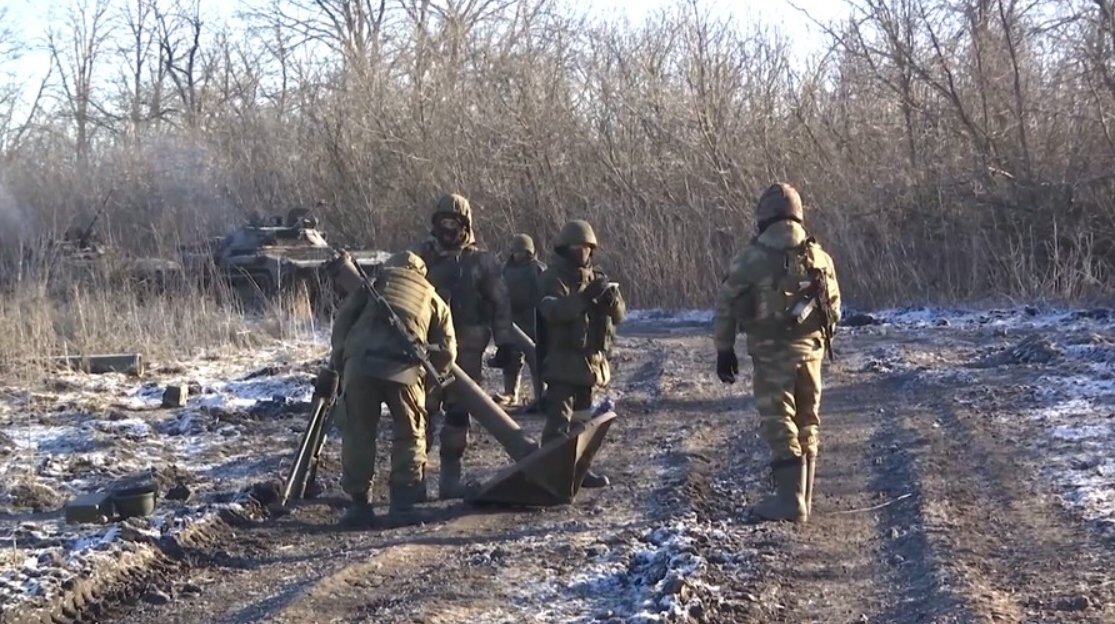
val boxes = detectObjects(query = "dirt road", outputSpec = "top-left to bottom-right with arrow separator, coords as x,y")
91,315 -> 1115,623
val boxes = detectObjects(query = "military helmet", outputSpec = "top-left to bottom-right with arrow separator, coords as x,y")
432,193 -> 473,229
510,233 -> 535,255
756,183 -> 804,224
383,250 -> 428,277
554,220 -> 598,249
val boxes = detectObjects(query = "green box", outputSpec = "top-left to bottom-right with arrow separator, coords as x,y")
64,492 -> 115,524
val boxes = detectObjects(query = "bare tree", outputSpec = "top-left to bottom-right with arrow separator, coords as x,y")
48,0 -> 113,166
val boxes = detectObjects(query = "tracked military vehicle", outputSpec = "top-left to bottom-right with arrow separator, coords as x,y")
181,209 -> 389,305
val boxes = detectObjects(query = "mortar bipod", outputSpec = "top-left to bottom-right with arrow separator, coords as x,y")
445,362 -> 616,507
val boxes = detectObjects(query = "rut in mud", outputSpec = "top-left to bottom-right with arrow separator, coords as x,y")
70,315 -> 1115,622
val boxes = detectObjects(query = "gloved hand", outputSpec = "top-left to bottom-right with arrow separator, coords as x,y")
598,282 -> 620,308
716,350 -> 738,384
486,345 -> 514,369
315,367 -> 341,399
581,276 -> 611,304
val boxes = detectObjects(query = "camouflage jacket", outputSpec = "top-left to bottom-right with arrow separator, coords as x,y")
538,255 -> 626,387
713,220 -> 841,361
413,239 -> 513,351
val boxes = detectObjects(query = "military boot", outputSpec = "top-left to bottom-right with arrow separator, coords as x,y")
389,482 -> 426,516
439,457 -> 464,499
752,457 -> 807,523
438,425 -> 469,499
339,493 -> 376,529
581,471 -> 611,488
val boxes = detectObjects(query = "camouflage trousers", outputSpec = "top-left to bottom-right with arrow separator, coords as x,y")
542,381 -> 594,444
339,373 -> 427,495
750,356 -> 823,461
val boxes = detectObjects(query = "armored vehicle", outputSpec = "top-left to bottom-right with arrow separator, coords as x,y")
182,209 -> 388,305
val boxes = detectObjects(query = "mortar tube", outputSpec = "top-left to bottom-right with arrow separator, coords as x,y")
447,362 -> 539,461
507,322 -> 544,405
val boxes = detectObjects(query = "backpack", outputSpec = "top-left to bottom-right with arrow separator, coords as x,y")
739,238 -> 829,338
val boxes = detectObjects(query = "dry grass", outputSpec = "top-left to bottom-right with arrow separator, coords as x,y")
0,0 -> 1113,309
0,267 -> 319,386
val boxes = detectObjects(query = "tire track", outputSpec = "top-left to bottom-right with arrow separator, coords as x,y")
905,382 -> 1115,623
675,347 -> 971,622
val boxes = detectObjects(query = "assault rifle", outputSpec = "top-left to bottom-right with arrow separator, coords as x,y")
788,268 -> 837,362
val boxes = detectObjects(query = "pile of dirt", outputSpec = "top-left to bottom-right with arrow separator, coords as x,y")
973,335 -> 1062,368
2,480 -> 64,513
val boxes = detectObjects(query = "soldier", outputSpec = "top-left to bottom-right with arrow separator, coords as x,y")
537,220 -> 625,488
330,251 -> 457,527
489,233 -> 546,407
713,183 -> 841,523
414,193 -> 513,499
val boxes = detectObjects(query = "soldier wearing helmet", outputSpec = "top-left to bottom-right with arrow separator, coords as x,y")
330,250 -> 457,527
713,183 -> 842,523
488,233 -> 547,407
537,219 -> 625,488
413,193 -> 514,499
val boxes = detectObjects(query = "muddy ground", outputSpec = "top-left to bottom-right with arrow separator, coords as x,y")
6,310 -> 1115,623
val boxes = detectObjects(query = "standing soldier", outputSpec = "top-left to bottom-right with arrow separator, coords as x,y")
330,251 -> 457,528
489,233 -> 546,408
414,193 -> 513,499
537,220 -> 625,488
713,183 -> 841,523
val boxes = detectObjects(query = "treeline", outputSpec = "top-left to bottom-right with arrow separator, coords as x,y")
0,0 -> 1113,308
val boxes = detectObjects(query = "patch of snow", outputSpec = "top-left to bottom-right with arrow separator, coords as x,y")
870,305 -> 1115,332
566,518 -> 715,623
625,309 -> 714,326
1026,369 -> 1115,529
0,332 -> 328,609
502,517 -> 721,623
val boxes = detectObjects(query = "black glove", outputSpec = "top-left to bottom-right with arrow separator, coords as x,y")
716,350 -> 738,384
581,276 -> 610,303
486,345 -> 514,369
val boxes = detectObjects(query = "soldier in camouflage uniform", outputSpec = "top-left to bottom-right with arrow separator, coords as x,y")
538,220 -> 625,488
330,251 -> 456,527
414,193 -> 514,499
713,183 -> 841,523
489,233 -> 546,407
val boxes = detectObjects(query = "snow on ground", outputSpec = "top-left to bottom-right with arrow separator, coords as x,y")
623,304 -> 1111,334
0,332 -> 328,610
624,309 -> 714,326
862,306 -> 1115,533
480,515 -> 727,624
0,304 -> 1112,612
1024,344 -> 1115,531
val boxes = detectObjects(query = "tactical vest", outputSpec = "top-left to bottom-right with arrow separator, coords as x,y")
738,239 -> 827,339
422,244 -> 492,328
376,267 -> 436,342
